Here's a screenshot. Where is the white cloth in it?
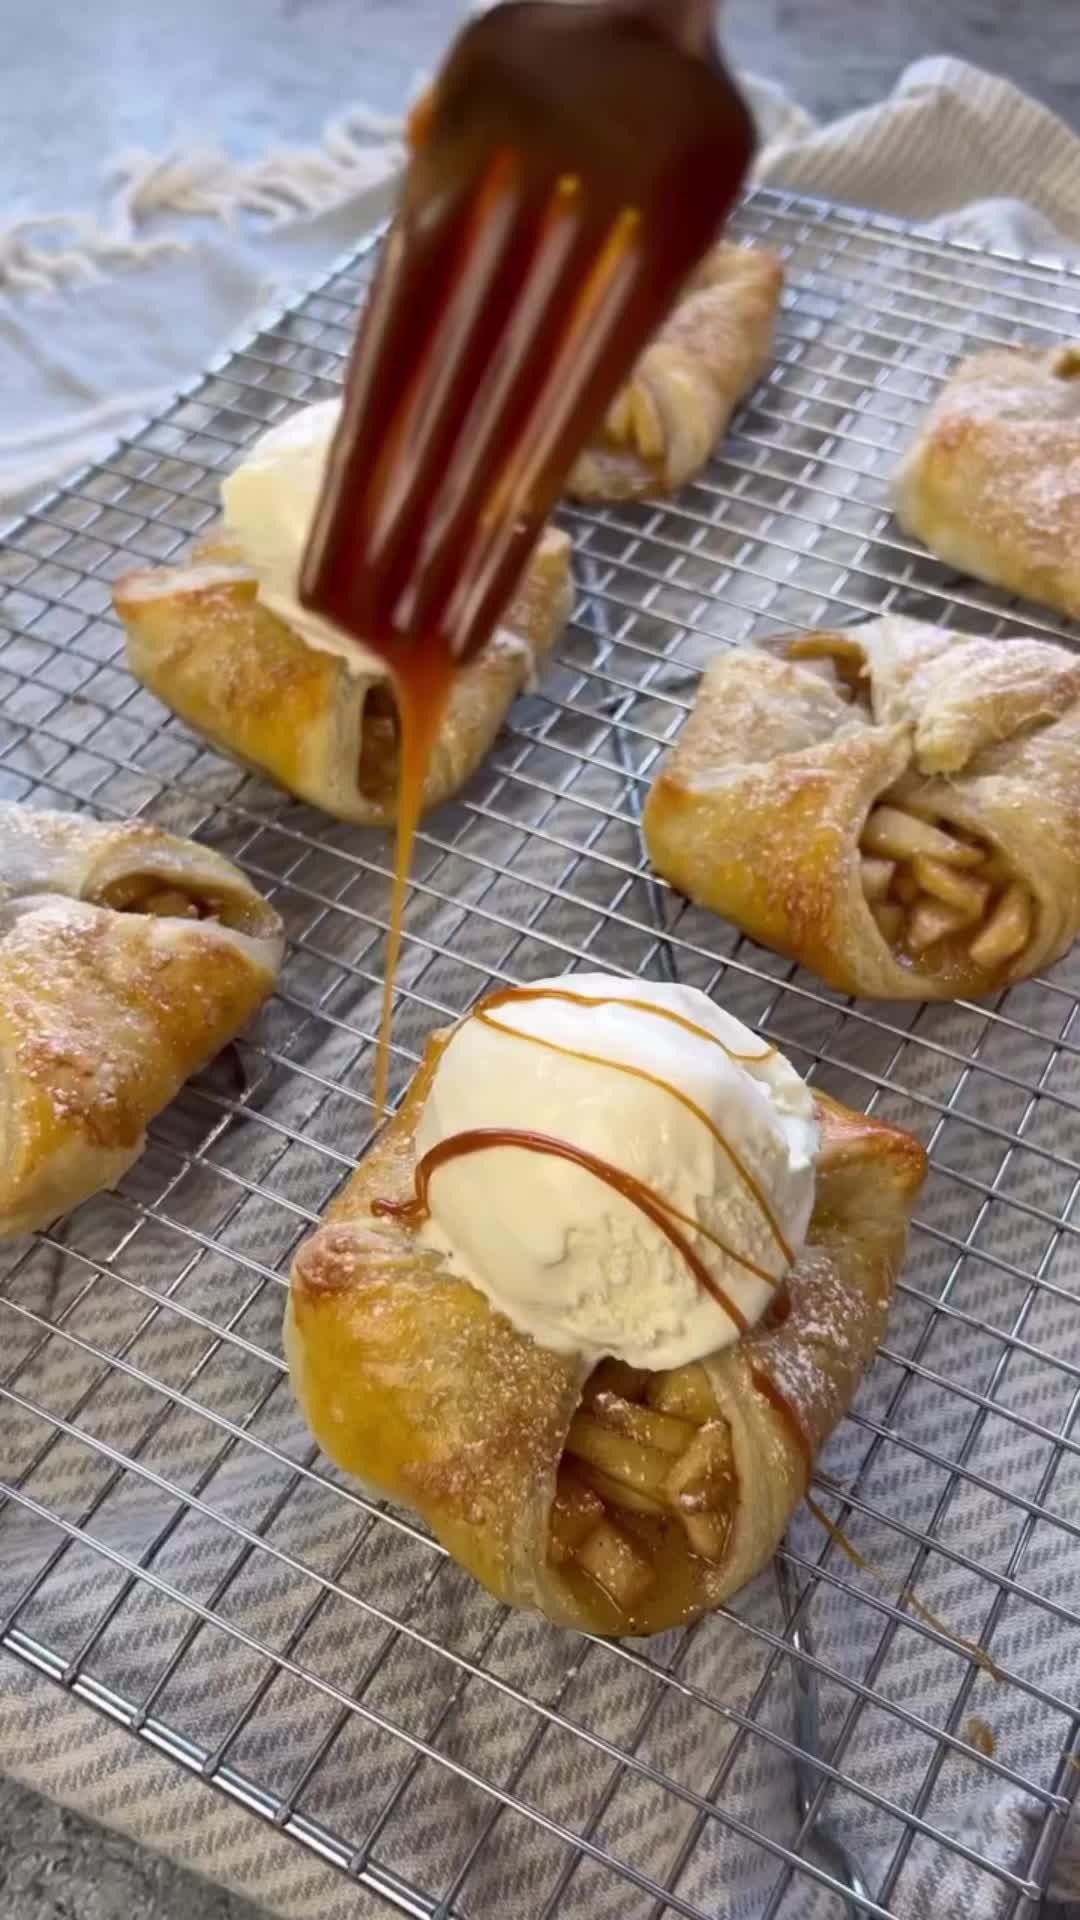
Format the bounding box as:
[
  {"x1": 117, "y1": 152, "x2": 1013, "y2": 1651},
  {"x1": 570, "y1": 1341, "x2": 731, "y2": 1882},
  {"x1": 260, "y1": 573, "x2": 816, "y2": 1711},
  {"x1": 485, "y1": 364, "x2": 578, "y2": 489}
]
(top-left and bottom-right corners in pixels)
[
  {"x1": 0, "y1": 185, "x2": 399, "y2": 520},
  {"x1": 751, "y1": 57, "x2": 1080, "y2": 256},
  {"x1": 4, "y1": 58, "x2": 1080, "y2": 516},
  {"x1": 2, "y1": 48, "x2": 1080, "y2": 1920}
]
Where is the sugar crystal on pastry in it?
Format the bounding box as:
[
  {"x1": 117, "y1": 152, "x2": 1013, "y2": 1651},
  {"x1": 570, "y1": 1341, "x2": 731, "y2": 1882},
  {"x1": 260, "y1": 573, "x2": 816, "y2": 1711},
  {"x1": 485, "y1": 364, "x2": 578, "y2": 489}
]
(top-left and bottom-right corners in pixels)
[
  {"x1": 644, "y1": 616, "x2": 1080, "y2": 1001},
  {"x1": 892, "y1": 342, "x2": 1080, "y2": 621},
  {"x1": 287, "y1": 975, "x2": 925, "y2": 1634}
]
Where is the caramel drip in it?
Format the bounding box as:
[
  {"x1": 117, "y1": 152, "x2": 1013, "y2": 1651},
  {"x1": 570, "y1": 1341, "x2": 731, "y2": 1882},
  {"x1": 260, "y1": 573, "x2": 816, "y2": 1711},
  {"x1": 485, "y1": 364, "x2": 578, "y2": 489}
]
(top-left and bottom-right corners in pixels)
[
  {"x1": 804, "y1": 1493, "x2": 1004, "y2": 1683},
  {"x1": 373, "y1": 658, "x2": 455, "y2": 1117},
  {"x1": 965, "y1": 1717, "x2": 995, "y2": 1758},
  {"x1": 479, "y1": 983, "x2": 776, "y2": 1064},
  {"x1": 474, "y1": 984, "x2": 792, "y2": 1265},
  {"x1": 372, "y1": 1126, "x2": 760, "y2": 1327}
]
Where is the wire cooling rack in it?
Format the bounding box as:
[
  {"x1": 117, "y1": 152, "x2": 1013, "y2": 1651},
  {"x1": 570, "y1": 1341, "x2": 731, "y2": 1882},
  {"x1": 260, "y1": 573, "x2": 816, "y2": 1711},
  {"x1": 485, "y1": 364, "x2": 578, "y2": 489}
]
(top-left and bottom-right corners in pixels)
[{"x1": 2, "y1": 186, "x2": 1080, "y2": 1920}]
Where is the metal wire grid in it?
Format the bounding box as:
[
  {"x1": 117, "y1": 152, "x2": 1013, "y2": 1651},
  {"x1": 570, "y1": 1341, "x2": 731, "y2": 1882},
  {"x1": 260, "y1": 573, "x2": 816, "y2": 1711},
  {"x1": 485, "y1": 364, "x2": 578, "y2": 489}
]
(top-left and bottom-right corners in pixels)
[{"x1": 1, "y1": 186, "x2": 1079, "y2": 1920}]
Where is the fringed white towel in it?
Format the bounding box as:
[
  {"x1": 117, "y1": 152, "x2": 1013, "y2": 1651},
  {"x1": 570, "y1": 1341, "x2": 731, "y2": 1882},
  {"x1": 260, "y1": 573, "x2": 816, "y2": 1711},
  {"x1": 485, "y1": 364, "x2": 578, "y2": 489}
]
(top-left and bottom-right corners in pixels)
[
  {"x1": 4, "y1": 58, "x2": 1080, "y2": 512},
  {"x1": 1, "y1": 43, "x2": 1079, "y2": 1920},
  {"x1": 0, "y1": 110, "x2": 404, "y2": 299},
  {"x1": 753, "y1": 57, "x2": 1080, "y2": 255}
]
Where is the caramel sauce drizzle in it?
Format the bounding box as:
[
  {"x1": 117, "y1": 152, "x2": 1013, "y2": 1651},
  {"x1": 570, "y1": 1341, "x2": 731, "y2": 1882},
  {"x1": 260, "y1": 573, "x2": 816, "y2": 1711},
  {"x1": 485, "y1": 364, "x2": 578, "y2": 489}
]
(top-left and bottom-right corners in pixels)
[
  {"x1": 805, "y1": 1493, "x2": 1004, "y2": 1683},
  {"x1": 475, "y1": 983, "x2": 793, "y2": 1264},
  {"x1": 479, "y1": 984, "x2": 774, "y2": 1063},
  {"x1": 373, "y1": 1125, "x2": 753, "y2": 1326},
  {"x1": 374, "y1": 657, "x2": 456, "y2": 1115},
  {"x1": 372, "y1": 981, "x2": 799, "y2": 1319}
]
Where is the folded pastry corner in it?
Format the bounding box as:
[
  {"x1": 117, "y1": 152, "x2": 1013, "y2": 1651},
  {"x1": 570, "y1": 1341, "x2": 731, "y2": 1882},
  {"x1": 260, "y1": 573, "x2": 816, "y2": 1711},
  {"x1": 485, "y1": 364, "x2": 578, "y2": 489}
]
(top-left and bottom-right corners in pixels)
[
  {"x1": 0, "y1": 806, "x2": 283, "y2": 1238},
  {"x1": 892, "y1": 342, "x2": 1080, "y2": 620},
  {"x1": 643, "y1": 617, "x2": 1080, "y2": 999},
  {"x1": 115, "y1": 526, "x2": 571, "y2": 826},
  {"x1": 113, "y1": 397, "x2": 572, "y2": 827},
  {"x1": 287, "y1": 979, "x2": 924, "y2": 1636},
  {"x1": 569, "y1": 243, "x2": 784, "y2": 503}
]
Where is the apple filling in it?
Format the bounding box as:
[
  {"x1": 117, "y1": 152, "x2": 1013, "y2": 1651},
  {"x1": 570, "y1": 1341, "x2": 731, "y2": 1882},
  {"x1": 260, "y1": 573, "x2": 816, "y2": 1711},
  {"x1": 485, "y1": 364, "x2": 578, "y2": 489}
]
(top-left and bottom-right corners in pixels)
[
  {"x1": 94, "y1": 871, "x2": 275, "y2": 938},
  {"x1": 549, "y1": 1357, "x2": 736, "y2": 1608},
  {"x1": 786, "y1": 634, "x2": 1033, "y2": 977},
  {"x1": 97, "y1": 873, "x2": 214, "y2": 920},
  {"x1": 604, "y1": 377, "x2": 665, "y2": 461},
  {"x1": 859, "y1": 784, "x2": 1031, "y2": 973}
]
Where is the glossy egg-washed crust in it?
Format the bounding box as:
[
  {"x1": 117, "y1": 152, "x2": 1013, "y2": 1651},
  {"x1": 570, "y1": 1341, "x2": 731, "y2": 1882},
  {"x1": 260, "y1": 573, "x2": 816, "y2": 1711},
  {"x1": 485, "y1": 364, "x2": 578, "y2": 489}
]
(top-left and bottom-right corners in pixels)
[
  {"x1": 643, "y1": 616, "x2": 1080, "y2": 1000},
  {"x1": 892, "y1": 344, "x2": 1080, "y2": 621},
  {"x1": 112, "y1": 528, "x2": 572, "y2": 826},
  {"x1": 286, "y1": 1031, "x2": 925, "y2": 1637},
  {"x1": 569, "y1": 244, "x2": 784, "y2": 503},
  {"x1": 0, "y1": 805, "x2": 284, "y2": 1238}
]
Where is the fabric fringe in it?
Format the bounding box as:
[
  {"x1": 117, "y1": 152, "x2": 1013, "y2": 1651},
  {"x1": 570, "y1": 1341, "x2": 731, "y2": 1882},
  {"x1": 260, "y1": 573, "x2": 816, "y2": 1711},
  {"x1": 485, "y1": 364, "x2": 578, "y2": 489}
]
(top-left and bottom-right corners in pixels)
[
  {"x1": 0, "y1": 108, "x2": 405, "y2": 298},
  {"x1": 5, "y1": 56, "x2": 1080, "y2": 302}
]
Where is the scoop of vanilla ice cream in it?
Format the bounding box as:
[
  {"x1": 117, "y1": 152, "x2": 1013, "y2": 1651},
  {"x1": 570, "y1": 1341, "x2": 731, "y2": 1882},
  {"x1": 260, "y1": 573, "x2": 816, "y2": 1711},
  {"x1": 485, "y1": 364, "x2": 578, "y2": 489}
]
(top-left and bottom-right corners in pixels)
[
  {"x1": 414, "y1": 973, "x2": 818, "y2": 1370},
  {"x1": 220, "y1": 398, "x2": 382, "y2": 675}
]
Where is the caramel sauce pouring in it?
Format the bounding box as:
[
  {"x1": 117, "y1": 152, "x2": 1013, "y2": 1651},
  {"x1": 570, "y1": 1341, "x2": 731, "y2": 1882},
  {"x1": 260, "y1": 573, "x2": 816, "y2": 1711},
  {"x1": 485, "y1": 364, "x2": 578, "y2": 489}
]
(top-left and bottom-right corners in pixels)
[{"x1": 297, "y1": 2, "x2": 755, "y2": 1111}]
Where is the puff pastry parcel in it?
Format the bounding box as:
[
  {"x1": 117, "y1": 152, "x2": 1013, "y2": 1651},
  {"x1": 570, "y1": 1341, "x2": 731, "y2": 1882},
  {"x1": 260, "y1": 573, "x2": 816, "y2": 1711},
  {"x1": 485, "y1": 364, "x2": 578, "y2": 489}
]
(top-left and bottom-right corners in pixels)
[
  {"x1": 287, "y1": 1033, "x2": 923, "y2": 1637},
  {"x1": 644, "y1": 616, "x2": 1080, "y2": 1000},
  {"x1": 0, "y1": 806, "x2": 283, "y2": 1237},
  {"x1": 113, "y1": 528, "x2": 572, "y2": 826},
  {"x1": 569, "y1": 244, "x2": 784, "y2": 503},
  {"x1": 892, "y1": 344, "x2": 1080, "y2": 620}
]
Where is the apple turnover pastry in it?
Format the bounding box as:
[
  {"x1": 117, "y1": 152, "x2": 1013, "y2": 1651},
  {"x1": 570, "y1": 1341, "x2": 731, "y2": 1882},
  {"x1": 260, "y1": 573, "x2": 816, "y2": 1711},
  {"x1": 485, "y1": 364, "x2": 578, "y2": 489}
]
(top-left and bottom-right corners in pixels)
[
  {"x1": 892, "y1": 344, "x2": 1080, "y2": 620},
  {"x1": 643, "y1": 616, "x2": 1080, "y2": 999},
  {"x1": 0, "y1": 806, "x2": 283, "y2": 1238},
  {"x1": 569, "y1": 244, "x2": 784, "y2": 503},
  {"x1": 287, "y1": 975, "x2": 924, "y2": 1635},
  {"x1": 113, "y1": 403, "x2": 572, "y2": 826}
]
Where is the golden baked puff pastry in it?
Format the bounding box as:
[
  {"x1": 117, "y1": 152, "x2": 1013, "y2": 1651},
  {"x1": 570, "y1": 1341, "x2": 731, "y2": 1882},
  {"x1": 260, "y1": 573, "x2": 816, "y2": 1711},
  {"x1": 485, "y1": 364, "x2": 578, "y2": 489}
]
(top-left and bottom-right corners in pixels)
[
  {"x1": 287, "y1": 999, "x2": 924, "y2": 1637},
  {"x1": 892, "y1": 344, "x2": 1080, "y2": 620},
  {"x1": 643, "y1": 616, "x2": 1080, "y2": 1000},
  {"x1": 568, "y1": 244, "x2": 784, "y2": 503},
  {"x1": 0, "y1": 805, "x2": 283, "y2": 1238},
  {"x1": 113, "y1": 524, "x2": 572, "y2": 827}
]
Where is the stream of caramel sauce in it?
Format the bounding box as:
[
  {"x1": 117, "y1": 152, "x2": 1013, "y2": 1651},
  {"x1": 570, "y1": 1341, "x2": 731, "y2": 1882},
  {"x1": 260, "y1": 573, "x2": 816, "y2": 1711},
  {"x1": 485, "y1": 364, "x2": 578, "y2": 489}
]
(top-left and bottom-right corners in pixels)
[
  {"x1": 372, "y1": 653, "x2": 457, "y2": 1115},
  {"x1": 297, "y1": 8, "x2": 754, "y2": 1113}
]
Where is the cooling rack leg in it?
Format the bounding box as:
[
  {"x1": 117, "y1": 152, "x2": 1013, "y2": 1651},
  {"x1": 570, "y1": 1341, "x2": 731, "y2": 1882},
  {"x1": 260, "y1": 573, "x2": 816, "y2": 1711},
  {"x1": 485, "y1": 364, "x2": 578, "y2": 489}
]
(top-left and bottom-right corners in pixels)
[{"x1": 774, "y1": 1552, "x2": 872, "y2": 1919}]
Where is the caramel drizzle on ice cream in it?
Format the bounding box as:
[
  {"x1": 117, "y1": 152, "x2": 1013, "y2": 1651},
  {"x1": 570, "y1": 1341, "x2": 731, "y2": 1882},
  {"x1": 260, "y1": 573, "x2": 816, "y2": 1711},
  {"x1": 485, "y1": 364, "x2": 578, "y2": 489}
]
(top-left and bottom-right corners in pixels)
[
  {"x1": 475, "y1": 984, "x2": 793, "y2": 1264},
  {"x1": 478, "y1": 984, "x2": 773, "y2": 1062},
  {"x1": 373, "y1": 1126, "x2": 754, "y2": 1327},
  {"x1": 373, "y1": 984, "x2": 798, "y2": 1321}
]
